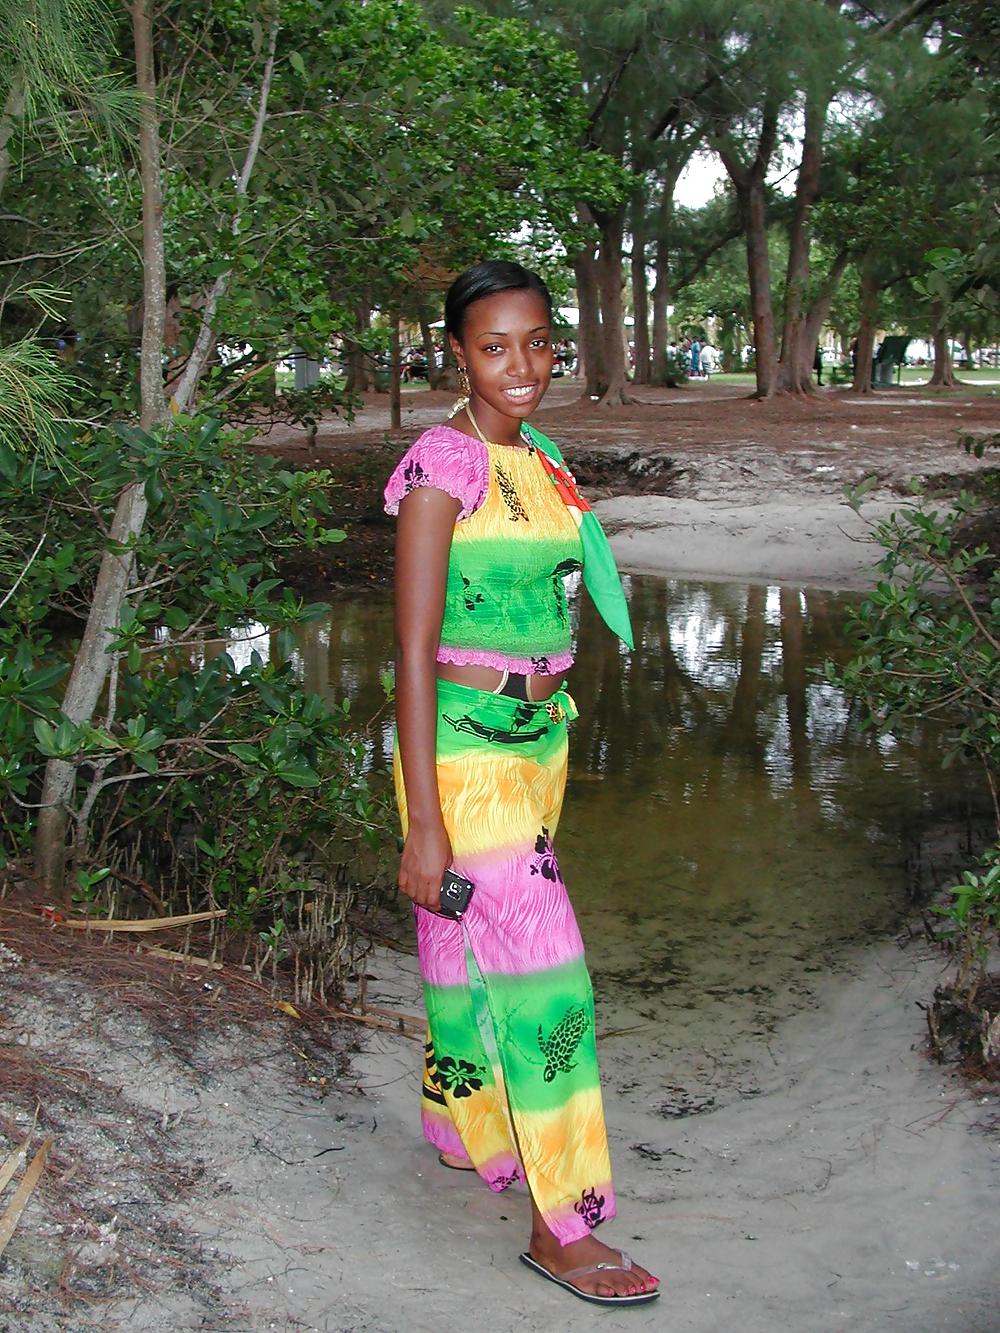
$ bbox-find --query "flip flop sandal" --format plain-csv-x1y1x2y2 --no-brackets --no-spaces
437,1152,476,1171
518,1250,660,1307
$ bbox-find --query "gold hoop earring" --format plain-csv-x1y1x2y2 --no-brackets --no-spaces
448,365,471,419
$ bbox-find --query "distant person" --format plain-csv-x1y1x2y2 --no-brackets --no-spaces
690,338,701,378
849,337,858,378
700,343,716,378
813,344,823,387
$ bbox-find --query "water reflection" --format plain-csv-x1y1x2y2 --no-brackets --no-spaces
280,574,975,1106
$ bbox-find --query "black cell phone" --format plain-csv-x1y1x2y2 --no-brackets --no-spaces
438,868,475,920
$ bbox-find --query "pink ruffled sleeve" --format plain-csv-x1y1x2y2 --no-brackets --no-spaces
383,426,489,522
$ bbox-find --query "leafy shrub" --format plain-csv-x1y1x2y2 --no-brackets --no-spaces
0,415,394,1000
826,482,1000,1071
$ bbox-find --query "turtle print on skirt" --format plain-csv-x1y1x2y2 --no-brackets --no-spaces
394,677,616,1247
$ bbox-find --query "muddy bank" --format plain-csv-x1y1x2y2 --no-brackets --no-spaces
599,492,905,591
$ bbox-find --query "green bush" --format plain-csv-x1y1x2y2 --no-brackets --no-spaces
0,415,394,1000
826,483,1000,1039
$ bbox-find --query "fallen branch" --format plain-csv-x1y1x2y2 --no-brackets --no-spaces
0,1136,53,1260
0,1131,31,1196
362,1002,424,1035
54,908,225,932
139,944,224,969
325,1004,422,1040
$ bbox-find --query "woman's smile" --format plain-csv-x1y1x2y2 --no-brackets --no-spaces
502,383,539,403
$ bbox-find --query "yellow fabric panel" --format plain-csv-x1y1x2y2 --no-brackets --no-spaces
394,745,567,858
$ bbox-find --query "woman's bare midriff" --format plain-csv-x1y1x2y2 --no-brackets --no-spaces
435,661,564,702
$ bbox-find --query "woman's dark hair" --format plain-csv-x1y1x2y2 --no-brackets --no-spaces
444,260,553,340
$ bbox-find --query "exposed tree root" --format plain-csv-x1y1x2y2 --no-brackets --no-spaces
925,974,1000,1080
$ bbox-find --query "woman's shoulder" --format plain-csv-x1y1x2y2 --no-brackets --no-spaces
383,424,489,520
409,423,489,459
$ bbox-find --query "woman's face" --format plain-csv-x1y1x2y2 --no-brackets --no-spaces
450,288,554,438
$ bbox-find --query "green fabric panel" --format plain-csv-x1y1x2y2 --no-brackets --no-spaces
425,957,601,1116
522,423,635,651
484,957,601,1116
423,979,498,1093
433,680,572,765
442,534,580,659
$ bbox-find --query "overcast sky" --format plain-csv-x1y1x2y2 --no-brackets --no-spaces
676,152,725,207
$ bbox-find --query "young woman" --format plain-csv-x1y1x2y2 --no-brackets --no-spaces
384,261,659,1307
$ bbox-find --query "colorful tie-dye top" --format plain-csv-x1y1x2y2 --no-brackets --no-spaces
384,424,584,672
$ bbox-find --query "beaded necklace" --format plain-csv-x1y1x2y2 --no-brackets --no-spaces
464,402,534,453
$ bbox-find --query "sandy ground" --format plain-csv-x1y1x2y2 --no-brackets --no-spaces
589,386,995,590
3,926,997,1332
4,382,999,1329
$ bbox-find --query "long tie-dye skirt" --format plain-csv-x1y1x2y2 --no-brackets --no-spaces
392,678,616,1246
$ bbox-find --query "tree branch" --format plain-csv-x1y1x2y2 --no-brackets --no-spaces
171,18,280,413
674,217,744,291
583,44,639,148
878,0,945,37
647,61,734,144
0,531,45,612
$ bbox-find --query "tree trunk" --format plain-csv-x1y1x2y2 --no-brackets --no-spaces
803,248,849,360
650,229,673,384
776,93,827,394
417,301,441,389
171,21,278,412
852,261,879,393
630,195,650,385
343,302,372,393
595,208,633,407
928,299,957,387
650,175,682,385
742,176,778,398
715,107,780,399
437,342,459,393
573,241,605,398
35,0,170,893
0,68,26,206
389,314,402,429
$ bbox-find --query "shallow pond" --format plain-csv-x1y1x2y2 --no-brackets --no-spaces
284,574,976,1110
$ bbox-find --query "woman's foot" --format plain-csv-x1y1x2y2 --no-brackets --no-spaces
527,1224,659,1300
438,1150,476,1171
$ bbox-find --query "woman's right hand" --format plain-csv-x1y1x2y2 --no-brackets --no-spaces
398,819,453,913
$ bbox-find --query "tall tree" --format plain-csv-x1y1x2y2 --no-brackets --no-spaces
35,0,172,886
459,0,731,405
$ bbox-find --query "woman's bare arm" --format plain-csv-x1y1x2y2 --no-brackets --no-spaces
394,485,461,912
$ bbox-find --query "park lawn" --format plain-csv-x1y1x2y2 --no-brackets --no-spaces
704,368,999,395
896,366,1000,385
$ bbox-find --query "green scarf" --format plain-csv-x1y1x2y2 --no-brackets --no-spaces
522,422,634,651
